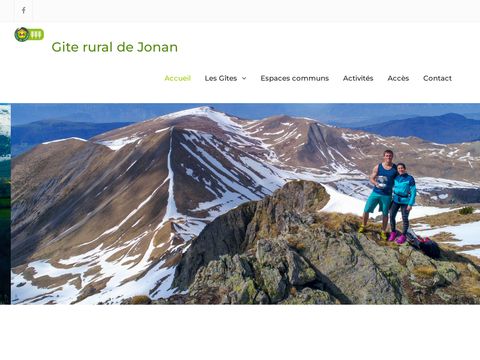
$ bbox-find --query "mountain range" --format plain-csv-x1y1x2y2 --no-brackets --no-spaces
358,113,480,144
12,119,133,156
11,107,480,304
12,112,480,157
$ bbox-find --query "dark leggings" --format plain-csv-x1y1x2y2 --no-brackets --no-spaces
390,202,410,234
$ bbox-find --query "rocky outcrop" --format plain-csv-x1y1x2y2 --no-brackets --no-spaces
172,180,330,290
165,181,480,305
172,202,257,292
175,239,337,305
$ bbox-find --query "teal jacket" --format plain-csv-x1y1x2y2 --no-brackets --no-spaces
393,173,416,206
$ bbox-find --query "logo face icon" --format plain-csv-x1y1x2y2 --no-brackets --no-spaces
14,28,44,42
15,27,30,42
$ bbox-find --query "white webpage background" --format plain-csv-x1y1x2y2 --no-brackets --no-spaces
1,23,480,102
1,16,479,360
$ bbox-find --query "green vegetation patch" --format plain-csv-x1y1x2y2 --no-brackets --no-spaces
459,206,475,215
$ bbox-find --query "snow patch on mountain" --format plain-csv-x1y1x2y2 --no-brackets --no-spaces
11,225,178,304
42,137,87,145
155,127,170,134
165,130,179,219
417,221,480,249
96,136,141,150
462,248,480,258
162,106,243,133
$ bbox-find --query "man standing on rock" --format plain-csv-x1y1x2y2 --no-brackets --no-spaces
358,149,398,240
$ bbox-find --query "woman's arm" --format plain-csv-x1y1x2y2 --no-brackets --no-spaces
408,177,417,208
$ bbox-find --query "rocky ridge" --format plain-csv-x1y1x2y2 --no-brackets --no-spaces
147,181,480,304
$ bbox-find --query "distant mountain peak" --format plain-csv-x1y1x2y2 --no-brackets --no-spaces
438,113,467,120
162,106,221,119
358,113,480,144
159,106,244,133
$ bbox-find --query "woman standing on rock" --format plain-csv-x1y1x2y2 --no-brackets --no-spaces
388,163,417,244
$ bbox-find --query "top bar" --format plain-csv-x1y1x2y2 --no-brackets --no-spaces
2,0,480,22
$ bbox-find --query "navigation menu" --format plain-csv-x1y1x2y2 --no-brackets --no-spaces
191,73,458,85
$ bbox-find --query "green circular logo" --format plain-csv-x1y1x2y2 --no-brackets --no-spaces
15,27,29,42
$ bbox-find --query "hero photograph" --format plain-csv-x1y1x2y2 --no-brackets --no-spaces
9,103,480,304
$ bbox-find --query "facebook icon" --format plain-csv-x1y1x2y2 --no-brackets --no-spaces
15,1,33,21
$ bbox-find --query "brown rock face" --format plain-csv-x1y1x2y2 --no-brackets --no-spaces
173,180,330,290
171,182,480,305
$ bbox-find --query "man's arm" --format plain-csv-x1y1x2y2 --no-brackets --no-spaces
369,165,379,187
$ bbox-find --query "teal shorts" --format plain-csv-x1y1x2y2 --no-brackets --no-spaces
364,192,391,216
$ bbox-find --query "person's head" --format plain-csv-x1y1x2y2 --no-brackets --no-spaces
397,162,407,174
383,149,394,164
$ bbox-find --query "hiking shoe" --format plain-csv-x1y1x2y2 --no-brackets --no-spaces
380,231,387,241
396,234,407,244
388,231,397,242
358,225,366,234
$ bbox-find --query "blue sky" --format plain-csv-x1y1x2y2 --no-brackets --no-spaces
10,103,480,125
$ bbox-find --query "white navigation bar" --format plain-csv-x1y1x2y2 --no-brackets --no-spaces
2,22,480,102
2,0,480,22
